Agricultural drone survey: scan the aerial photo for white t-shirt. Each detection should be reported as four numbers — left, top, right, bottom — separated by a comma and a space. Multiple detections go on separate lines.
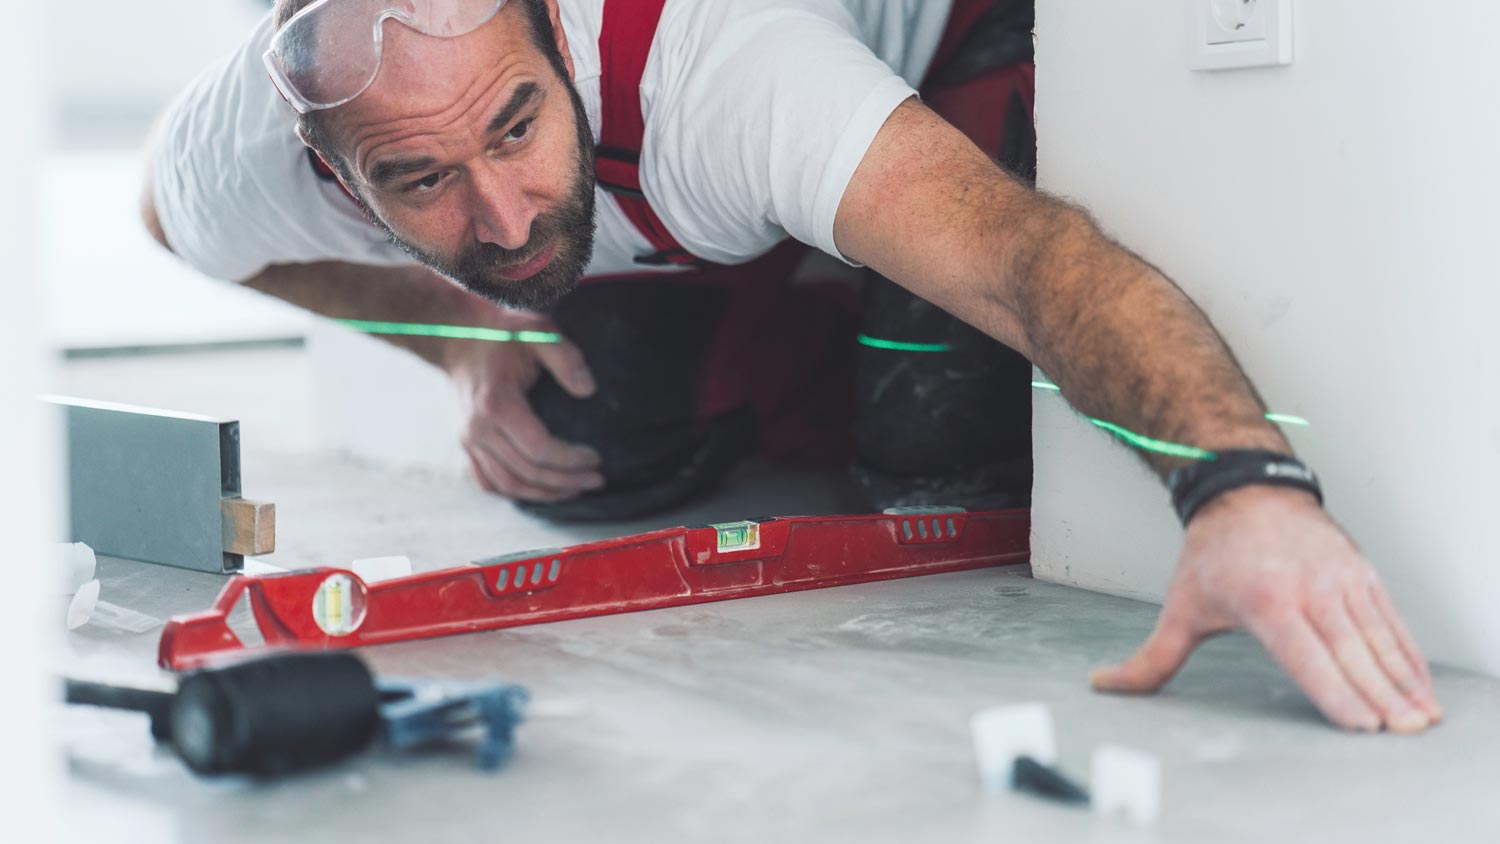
151, 0, 954, 283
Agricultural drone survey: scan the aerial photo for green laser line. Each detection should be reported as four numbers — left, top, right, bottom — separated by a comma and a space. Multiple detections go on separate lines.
1087, 419, 1218, 460
1032, 380, 1309, 428
335, 319, 562, 344
1263, 412, 1311, 427
1030, 379, 1312, 460
332, 325, 1301, 461
856, 334, 953, 353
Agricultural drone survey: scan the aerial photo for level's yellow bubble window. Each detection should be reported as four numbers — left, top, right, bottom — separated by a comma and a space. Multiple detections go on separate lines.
312, 572, 367, 636
711, 521, 760, 553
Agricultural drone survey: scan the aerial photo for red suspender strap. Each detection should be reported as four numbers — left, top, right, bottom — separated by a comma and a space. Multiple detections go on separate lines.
597, 0, 702, 268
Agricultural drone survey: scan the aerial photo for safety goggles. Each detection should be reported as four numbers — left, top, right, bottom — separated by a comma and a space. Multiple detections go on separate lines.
264, 0, 508, 114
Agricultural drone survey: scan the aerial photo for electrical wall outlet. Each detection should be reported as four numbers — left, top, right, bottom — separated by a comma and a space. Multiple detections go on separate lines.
1188, 0, 1293, 71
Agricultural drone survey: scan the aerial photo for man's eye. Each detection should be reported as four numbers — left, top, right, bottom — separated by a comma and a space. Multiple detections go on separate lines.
405, 172, 446, 194
505, 119, 533, 142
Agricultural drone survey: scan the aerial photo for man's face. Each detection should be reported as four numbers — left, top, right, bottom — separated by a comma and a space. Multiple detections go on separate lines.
327, 2, 595, 311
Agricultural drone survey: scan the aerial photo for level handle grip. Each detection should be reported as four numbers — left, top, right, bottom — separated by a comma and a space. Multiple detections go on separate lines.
171, 652, 380, 776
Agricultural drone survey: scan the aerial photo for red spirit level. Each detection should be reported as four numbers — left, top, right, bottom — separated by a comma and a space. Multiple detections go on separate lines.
158, 507, 1029, 670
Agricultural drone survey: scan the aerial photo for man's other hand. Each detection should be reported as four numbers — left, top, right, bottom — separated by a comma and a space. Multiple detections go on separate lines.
445, 312, 604, 503
1090, 486, 1444, 733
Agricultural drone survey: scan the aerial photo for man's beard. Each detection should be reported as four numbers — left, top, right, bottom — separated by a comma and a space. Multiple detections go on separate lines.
374, 87, 597, 312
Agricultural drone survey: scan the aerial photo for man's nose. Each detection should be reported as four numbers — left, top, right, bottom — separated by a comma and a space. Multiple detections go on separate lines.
467, 165, 536, 251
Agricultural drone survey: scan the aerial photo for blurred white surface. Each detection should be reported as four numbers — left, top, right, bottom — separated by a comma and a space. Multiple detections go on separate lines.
3, 3, 61, 840
43, 1, 301, 353
47, 0, 266, 126
41, 151, 310, 351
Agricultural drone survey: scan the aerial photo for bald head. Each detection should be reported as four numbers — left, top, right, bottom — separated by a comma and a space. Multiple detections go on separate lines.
274, 0, 551, 33
274, 0, 567, 176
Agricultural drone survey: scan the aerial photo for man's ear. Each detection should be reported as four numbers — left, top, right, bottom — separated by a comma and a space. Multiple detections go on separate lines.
294, 121, 365, 206
542, 0, 576, 82
293, 120, 323, 162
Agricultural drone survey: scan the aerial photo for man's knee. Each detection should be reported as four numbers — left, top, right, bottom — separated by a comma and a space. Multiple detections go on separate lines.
516, 402, 755, 522
519, 280, 755, 522
852, 274, 1032, 510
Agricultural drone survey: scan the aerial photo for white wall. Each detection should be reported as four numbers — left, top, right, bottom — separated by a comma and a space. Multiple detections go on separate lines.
1032, 1, 1500, 677
0, 5, 61, 840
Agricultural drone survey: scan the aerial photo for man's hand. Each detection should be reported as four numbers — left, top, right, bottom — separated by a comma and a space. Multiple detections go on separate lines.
445, 312, 605, 503
233, 261, 604, 503
1091, 486, 1444, 732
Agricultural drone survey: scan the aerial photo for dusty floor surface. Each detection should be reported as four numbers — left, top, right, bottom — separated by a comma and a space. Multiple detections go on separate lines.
54, 349, 1500, 843
57, 451, 1500, 844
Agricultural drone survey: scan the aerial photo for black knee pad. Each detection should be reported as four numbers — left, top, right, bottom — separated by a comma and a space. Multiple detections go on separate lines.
518, 280, 756, 522
852, 274, 1033, 510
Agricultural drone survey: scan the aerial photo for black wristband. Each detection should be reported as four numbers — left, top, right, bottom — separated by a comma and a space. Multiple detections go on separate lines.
1167, 449, 1322, 526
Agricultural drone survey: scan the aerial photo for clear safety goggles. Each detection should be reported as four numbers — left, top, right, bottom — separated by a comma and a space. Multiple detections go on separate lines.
264, 0, 508, 114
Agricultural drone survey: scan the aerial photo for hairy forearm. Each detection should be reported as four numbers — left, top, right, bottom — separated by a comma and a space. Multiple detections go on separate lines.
242, 261, 501, 371
1002, 198, 1290, 475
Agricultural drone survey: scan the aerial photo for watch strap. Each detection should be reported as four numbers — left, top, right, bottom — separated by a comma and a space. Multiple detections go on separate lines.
1167, 449, 1322, 526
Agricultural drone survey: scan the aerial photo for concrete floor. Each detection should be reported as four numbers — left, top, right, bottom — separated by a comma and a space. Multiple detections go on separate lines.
55, 350, 1500, 843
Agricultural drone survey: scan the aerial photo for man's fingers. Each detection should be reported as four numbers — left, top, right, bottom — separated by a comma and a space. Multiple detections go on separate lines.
1360, 586, 1442, 721
1091, 613, 1197, 694
492, 399, 602, 471
476, 428, 604, 494
1310, 597, 1431, 734
533, 336, 597, 399
464, 442, 577, 503
1370, 584, 1433, 687
1258, 614, 1381, 731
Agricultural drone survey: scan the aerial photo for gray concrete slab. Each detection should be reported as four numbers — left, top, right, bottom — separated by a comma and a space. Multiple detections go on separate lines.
58, 454, 1500, 844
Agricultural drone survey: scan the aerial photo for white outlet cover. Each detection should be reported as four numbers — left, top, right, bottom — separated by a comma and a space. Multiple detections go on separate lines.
1188, 0, 1293, 71
1206, 0, 1266, 44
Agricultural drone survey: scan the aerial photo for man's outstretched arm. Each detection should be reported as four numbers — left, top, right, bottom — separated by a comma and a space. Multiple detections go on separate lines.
835, 98, 1442, 733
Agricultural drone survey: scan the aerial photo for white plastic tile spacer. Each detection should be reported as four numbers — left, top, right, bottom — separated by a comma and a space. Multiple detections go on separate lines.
55, 541, 98, 595
970, 703, 1057, 793
1090, 744, 1162, 825
352, 555, 413, 584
